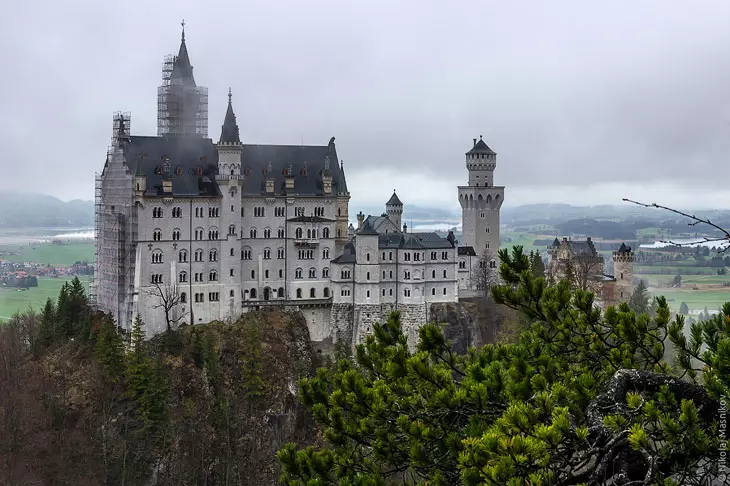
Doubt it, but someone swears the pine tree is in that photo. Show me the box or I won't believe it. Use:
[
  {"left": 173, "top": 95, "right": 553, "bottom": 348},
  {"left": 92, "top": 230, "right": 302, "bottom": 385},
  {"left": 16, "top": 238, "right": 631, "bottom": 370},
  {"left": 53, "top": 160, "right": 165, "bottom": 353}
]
[
  {"left": 240, "top": 321, "right": 265, "bottom": 404},
  {"left": 680, "top": 301, "right": 689, "bottom": 315},
  {"left": 39, "top": 298, "right": 56, "bottom": 346},
  {"left": 55, "top": 283, "right": 73, "bottom": 338},
  {"left": 94, "top": 314, "right": 125, "bottom": 382},
  {"left": 528, "top": 250, "right": 545, "bottom": 279},
  {"left": 628, "top": 279, "right": 650, "bottom": 314}
]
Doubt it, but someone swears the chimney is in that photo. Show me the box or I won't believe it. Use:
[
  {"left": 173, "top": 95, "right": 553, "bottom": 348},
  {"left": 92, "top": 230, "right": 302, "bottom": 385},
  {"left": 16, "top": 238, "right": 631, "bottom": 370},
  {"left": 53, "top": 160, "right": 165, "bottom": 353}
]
[
  {"left": 357, "top": 211, "right": 364, "bottom": 229},
  {"left": 402, "top": 223, "right": 407, "bottom": 233},
  {"left": 265, "top": 179, "right": 274, "bottom": 194},
  {"left": 587, "top": 237, "right": 592, "bottom": 242},
  {"left": 473, "top": 138, "right": 477, "bottom": 147},
  {"left": 285, "top": 165, "right": 295, "bottom": 190}
]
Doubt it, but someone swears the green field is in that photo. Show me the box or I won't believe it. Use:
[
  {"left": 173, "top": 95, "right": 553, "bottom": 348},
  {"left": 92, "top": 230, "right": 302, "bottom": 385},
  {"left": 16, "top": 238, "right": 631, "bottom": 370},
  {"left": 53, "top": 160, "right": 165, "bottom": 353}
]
[
  {"left": 648, "top": 288, "right": 730, "bottom": 314},
  {"left": 0, "top": 277, "right": 90, "bottom": 321},
  {"left": 0, "top": 242, "right": 94, "bottom": 266}
]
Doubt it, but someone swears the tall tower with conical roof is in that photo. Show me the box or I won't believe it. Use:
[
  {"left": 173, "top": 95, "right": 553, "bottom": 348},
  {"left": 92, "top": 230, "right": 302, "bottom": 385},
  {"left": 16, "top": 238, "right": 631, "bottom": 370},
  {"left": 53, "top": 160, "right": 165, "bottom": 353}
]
[
  {"left": 613, "top": 243, "right": 634, "bottom": 302},
  {"left": 385, "top": 190, "right": 403, "bottom": 230},
  {"left": 458, "top": 136, "right": 504, "bottom": 261},
  {"left": 157, "top": 22, "right": 209, "bottom": 137}
]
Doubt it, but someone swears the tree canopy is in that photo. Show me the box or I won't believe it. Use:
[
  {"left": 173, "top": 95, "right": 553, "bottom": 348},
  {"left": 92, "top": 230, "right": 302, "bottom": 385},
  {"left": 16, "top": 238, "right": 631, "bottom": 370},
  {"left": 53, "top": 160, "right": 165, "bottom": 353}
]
[{"left": 278, "top": 246, "right": 727, "bottom": 485}]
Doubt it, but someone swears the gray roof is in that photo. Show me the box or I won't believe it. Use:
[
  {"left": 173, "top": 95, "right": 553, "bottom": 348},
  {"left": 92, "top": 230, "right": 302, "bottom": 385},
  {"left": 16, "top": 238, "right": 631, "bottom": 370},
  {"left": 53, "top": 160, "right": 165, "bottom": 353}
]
[
  {"left": 287, "top": 215, "right": 334, "bottom": 223},
  {"left": 386, "top": 191, "right": 403, "bottom": 206},
  {"left": 170, "top": 34, "right": 196, "bottom": 87},
  {"left": 378, "top": 232, "right": 454, "bottom": 250},
  {"left": 121, "top": 135, "right": 348, "bottom": 198},
  {"left": 458, "top": 246, "right": 477, "bottom": 256},
  {"left": 363, "top": 215, "right": 400, "bottom": 234},
  {"left": 219, "top": 93, "right": 240, "bottom": 144},
  {"left": 331, "top": 242, "right": 356, "bottom": 264},
  {"left": 616, "top": 242, "right": 632, "bottom": 253},
  {"left": 356, "top": 220, "right": 379, "bottom": 236},
  {"left": 466, "top": 136, "right": 496, "bottom": 155},
  {"left": 566, "top": 240, "right": 598, "bottom": 257}
]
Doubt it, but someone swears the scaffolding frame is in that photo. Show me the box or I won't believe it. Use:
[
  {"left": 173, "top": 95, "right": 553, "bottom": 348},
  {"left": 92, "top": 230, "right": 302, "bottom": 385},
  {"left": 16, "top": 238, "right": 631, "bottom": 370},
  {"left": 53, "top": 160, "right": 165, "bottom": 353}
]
[{"left": 157, "top": 54, "right": 208, "bottom": 137}]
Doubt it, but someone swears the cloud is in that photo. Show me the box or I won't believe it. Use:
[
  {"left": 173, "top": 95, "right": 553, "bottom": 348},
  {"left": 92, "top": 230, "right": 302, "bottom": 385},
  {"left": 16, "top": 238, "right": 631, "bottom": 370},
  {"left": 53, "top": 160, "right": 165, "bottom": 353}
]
[{"left": 1, "top": 0, "right": 729, "bottom": 207}]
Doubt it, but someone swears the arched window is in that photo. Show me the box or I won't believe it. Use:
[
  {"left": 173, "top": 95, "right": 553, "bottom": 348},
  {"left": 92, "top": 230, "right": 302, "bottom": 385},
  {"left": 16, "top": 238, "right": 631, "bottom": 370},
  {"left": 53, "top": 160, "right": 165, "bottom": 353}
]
[
  {"left": 295, "top": 228, "right": 303, "bottom": 239},
  {"left": 179, "top": 271, "right": 187, "bottom": 283},
  {"left": 278, "top": 287, "right": 285, "bottom": 298},
  {"left": 323, "top": 287, "right": 330, "bottom": 298},
  {"left": 179, "top": 250, "right": 188, "bottom": 263},
  {"left": 250, "top": 288, "right": 257, "bottom": 299},
  {"left": 263, "top": 248, "right": 271, "bottom": 259},
  {"left": 323, "top": 248, "right": 330, "bottom": 259},
  {"left": 242, "top": 248, "right": 252, "bottom": 260},
  {"left": 228, "top": 224, "right": 236, "bottom": 236},
  {"left": 194, "top": 227, "right": 204, "bottom": 240},
  {"left": 209, "top": 249, "right": 217, "bottom": 262},
  {"left": 310, "top": 288, "right": 316, "bottom": 298},
  {"left": 180, "top": 292, "right": 187, "bottom": 303},
  {"left": 172, "top": 229, "right": 181, "bottom": 241},
  {"left": 295, "top": 268, "right": 303, "bottom": 279},
  {"left": 250, "top": 228, "right": 257, "bottom": 238},
  {"left": 230, "top": 248, "right": 234, "bottom": 257},
  {"left": 195, "top": 249, "right": 204, "bottom": 262},
  {"left": 152, "top": 250, "right": 163, "bottom": 264},
  {"left": 264, "top": 228, "right": 271, "bottom": 238},
  {"left": 432, "top": 270, "right": 436, "bottom": 278},
  {"left": 153, "top": 229, "right": 162, "bottom": 241},
  {"left": 277, "top": 228, "right": 285, "bottom": 238},
  {"left": 309, "top": 268, "right": 316, "bottom": 278},
  {"left": 296, "top": 288, "right": 302, "bottom": 299},
  {"left": 322, "top": 267, "right": 329, "bottom": 278},
  {"left": 307, "top": 229, "right": 312, "bottom": 239},
  {"left": 209, "top": 270, "right": 217, "bottom": 281},
  {"left": 323, "top": 227, "right": 330, "bottom": 239}
]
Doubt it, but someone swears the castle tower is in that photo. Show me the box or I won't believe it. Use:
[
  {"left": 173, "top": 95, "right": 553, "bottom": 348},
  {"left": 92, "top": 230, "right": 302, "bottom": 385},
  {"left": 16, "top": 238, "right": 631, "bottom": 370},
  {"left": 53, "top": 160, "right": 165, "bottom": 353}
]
[
  {"left": 613, "top": 243, "right": 634, "bottom": 302},
  {"left": 216, "top": 89, "right": 243, "bottom": 320},
  {"left": 458, "top": 136, "right": 504, "bottom": 259},
  {"left": 157, "top": 23, "right": 209, "bottom": 137},
  {"left": 385, "top": 190, "right": 404, "bottom": 230}
]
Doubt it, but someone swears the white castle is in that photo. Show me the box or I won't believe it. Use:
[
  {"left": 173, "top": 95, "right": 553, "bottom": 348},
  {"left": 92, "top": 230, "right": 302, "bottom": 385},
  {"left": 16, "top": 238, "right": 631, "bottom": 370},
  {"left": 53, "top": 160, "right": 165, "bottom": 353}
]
[{"left": 92, "top": 28, "right": 504, "bottom": 347}]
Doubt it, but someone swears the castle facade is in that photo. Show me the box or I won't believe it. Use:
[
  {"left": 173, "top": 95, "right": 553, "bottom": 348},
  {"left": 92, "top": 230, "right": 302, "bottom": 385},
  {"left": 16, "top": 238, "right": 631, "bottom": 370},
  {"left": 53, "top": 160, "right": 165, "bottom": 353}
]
[{"left": 92, "top": 29, "right": 502, "bottom": 347}]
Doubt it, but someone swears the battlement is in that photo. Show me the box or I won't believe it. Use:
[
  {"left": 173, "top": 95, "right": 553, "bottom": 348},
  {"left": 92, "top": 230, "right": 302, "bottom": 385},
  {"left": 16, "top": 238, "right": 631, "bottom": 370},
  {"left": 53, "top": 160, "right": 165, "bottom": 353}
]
[{"left": 612, "top": 252, "right": 635, "bottom": 263}]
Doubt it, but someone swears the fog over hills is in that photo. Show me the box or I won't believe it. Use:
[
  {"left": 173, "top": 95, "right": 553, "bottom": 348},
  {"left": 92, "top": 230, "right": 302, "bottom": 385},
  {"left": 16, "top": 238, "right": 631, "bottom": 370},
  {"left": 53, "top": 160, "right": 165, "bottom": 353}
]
[{"left": 0, "top": 192, "right": 94, "bottom": 228}]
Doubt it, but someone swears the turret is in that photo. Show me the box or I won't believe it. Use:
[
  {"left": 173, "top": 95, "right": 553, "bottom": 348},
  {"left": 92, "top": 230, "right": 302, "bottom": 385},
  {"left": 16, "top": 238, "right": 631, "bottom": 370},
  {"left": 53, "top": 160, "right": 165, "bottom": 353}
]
[
  {"left": 216, "top": 89, "right": 241, "bottom": 178},
  {"left": 385, "top": 190, "right": 403, "bottom": 230},
  {"left": 613, "top": 243, "right": 634, "bottom": 302},
  {"left": 357, "top": 211, "right": 364, "bottom": 230}
]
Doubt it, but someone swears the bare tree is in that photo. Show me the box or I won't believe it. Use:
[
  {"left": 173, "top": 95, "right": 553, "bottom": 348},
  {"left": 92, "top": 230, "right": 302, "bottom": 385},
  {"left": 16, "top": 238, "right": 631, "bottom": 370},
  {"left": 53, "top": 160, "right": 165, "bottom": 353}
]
[
  {"left": 146, "top": 282, "right": 184, "bottom": 333},
  {"left": 569, "top": 253, "right": 602, "bottom": 291},
  {"left": 470, "top": 249, "right": 500, "bottom": 297}
]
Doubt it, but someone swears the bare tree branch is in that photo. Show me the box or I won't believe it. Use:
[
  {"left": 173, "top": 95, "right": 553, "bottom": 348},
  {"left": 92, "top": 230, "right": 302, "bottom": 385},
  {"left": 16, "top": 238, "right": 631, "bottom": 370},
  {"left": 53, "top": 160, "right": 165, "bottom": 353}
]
[{"left": 145, "top": 282, "right": 184, "bottom": 333}]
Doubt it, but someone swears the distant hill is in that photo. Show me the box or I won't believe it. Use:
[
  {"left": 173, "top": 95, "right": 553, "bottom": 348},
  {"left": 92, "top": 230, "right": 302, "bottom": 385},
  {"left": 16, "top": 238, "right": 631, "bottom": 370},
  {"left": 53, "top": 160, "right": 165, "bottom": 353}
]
[{"left": 0, "top": 193, "right": 93, "bottom": 228}]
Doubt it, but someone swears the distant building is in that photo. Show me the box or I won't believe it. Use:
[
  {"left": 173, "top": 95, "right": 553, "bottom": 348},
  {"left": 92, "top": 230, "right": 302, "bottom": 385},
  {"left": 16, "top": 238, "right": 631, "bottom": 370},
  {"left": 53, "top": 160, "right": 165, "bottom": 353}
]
[
  {"left": 547, "top": 237, "right": 634, "bottom": 308},
  {"left": 92, "top": 26, "right": 505, "bottom": 347}
]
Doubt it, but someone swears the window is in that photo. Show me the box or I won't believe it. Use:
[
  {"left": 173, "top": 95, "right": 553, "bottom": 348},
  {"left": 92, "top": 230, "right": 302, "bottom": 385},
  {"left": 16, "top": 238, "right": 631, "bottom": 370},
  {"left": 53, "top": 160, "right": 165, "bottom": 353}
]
[
  {"left": 230, "top": 248, "right": 235, "bottom": 257},
  {"left": 366, "top": 290, "right": 370, "bottom": 298},
  {"left": 250, "top": 288, "right": 257, "bottom": 299},
  {"left": 172, "top": 207, "right": 182, "bottom": 218},
  {"left": 366, "top": 253, "right": 370, "bottom": 262},
  {"left": 309, "top": 268, "right": 317, "bottom": 278},
  {"left": 264, "top": 228, "right": 271, "bottom": 238},
  {"left": 295, "top": 207, "right": 304, "bottom": 217},
  {"left": 194, "top": 228, "right": 203, "bottom": 240},
  {"left": 341, "top": 287, "right": 351, "bottom": 297},
  {"left": 310, "top": 288, "right": 316, "bottom": 298},
  {"left": 382, "top": 289, "right": 386, "bottom": 296},
  {"left": 430, "top": 251, "right": 437, "bottom": 260},
  {"left": 620, "top": 273, "right": 624, "bottom": 279},
  {"left": 443, "top": 270, "right": 447, "bottom": 278},
  {"left": 254, "top": 207, "right": 265, "bottom": 217},
  {"left": 241, "top": 207, "right": 244, "bottom": 217},
  {"left": 208, "top": 207, "right": 219, "bottom": 218},
  {"left": 151, "top": 274, "right": 163, "bottom": 284},
  {"left": 265, "top": 269, "right": 269, "bottom": 278},
  {"left": 277, "top": 228, "right": 285, "bottom": 238},
  {"left": 323, "top": 248, "right": 330, "bottom": 259},
  {"left": 209, "top": 270, "right": 218, "bottom": 281},
  {"left": 443, "top": 288, "right": 447, "bottom": 295},
  {"left": 389, "top": 288, "right": 393, "bottom": 296},
  {"left": 278, "top": 287, "right": 285, "bottom": 298},
  {"left": 298, "top": 249, "right": 314, "bottom": 260},
  {"left": 279, "top": 269, "right": 283, "bottom": 278},
  {"left": 486, "top": 242, "right": 490, "bottom": 249},
  {"left": 314, "top": 207, "right": 325, "bottom": 217},
  {"left": 389, "top": 251, "right": 393, "bottom": 260},
  {"left": 277, "top": 248, "right": 285, "bottom": 259},
  {"left": 194, "top": 293, "right": 204, "bottom": 303},
  {"left": 295, "top": 268, "right": 303, "bottom": 279},
  {"left": 295, "top": 228, "right": 303, "bottom": 239},
  {"left": 172, "top": 229, "right": 181, "bottom": 241},
  {"left": 209, "top": 249, "right": 217, "bottom": 262},
  {"left": 382, "top": 271, "right": 386, "bottom": 279},
  {"left": 179, "top": 250, "right": 188, "bottom": 263},
  {"left": 263, "top": 248, "right": 271, "bottom": 259},
  {"left": 366, "top": 272, "right": 370, "bottom": 280},
  {"left": 231, "top": 205, "right": 235, "bottom": 212},
  {"left": 324, "top": 287, "right": 330, "bottom": 298},
  {"left": 414, "top": 253, "right": 420, "bottom": 261},
  {"left": 250, "top": 228, "right": 257, "bottom": 238},
  {"left": 251, "top": 270, "right": 256, "bottom": 279},
  {"left": 242, "top": 249, "right": 251, "bottom": 260},
  {"left": 275, "top": 207, "right": 285, "bottom": 217},
  {"left": 404, "top": 253, "right": 410, "bottom": 261},
  {"left": 152, "top": 250, "right": 163, "bottom": 264},
  {"left": 194, "top": 272, "right": 203, "bottom": 282},
  {"left": 431, "top": 270, "right": 436, "bottom": 278},
  {"left": 296, "top": 289, "right": 302, "bottom": 299},
  {"left": 230, "top": 290, "right": 235, "bottom": 297},
  {"left": 404, "top": 289, "right": 411, "bottom": 297},
  {"left": 153, "top": 229, "right": 162, "bottom": 241},
  {"left": 341, "top": 269, "right": 351, "bottom": 279},
  {"left": 230, "top": 269, "right": 234, "bottom": 277},
  {"left": 195, "top": 249, "right": 203, "bottom": 262},
  {"left": 459, "top": 260, "right": 466, "bottom": 269},
  {"left": 152, "top": 207, "right": 162, "bottom": 218},
  {"left": 322, "top": 267, "right": 329, "bottom": 278},
  {"left": 487, "top": 227, "right": 490, "bottom": 233},
  {"left": 208, "top": 292, "right": 220, "bottom": 302},
  {"left": 180, "top": 292, "right": 187, "bottom": 303},
  {"left": 179, "top": 271, "right": 187, "bottom": 283},
  {"left": 404, "top": 271, "right": 411, "bottom": 280},
  {"left": 389, "top": 270, "right": 393, "bottom": 278},
  {"left": 489, "top": 260, "right": 497, "bottom": 269},
  {"left": 442, "top": 251, "right": 448, "bottom": 260},
  {"left": 432, "top": 288, "right": 435, "bottom": 296},
  {"left": 323, "top": 227, "right": 330, "bottom": 239},
  {"left": 208, "top": 229, "right": 219, "bottom": 240},
  {"left": 228, "top": 224, "right": 236, "bottom": 236}
]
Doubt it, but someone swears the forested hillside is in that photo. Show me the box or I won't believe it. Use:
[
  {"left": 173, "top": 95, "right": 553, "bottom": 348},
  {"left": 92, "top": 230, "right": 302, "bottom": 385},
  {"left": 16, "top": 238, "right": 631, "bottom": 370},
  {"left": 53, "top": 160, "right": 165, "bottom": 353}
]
[{"left": 0, "top": 193, "right": 93, "bottom": 228}]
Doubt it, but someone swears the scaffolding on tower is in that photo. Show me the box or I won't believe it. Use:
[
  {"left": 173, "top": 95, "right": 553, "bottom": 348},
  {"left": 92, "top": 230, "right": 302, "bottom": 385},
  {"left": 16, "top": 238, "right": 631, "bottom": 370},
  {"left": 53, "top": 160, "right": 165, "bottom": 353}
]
[{"left": 157, "top": 54, "right": 208, "bottom": 137}]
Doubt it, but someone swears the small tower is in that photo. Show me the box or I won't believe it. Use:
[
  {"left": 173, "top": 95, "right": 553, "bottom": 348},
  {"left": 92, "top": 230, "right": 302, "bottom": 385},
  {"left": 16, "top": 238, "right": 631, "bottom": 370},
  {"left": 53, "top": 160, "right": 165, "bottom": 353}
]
[
  {"left": 357, "top": 211, "right": 365, "bottom": 230},
  {"left": 386, "top": 190, "right": 403, "bottom": 230},
  {"left": 613, "top": 243, "right": 634, "bottom": 302},
  {"left": 458, "top": 135, "right": 504, "bottom": 256}
]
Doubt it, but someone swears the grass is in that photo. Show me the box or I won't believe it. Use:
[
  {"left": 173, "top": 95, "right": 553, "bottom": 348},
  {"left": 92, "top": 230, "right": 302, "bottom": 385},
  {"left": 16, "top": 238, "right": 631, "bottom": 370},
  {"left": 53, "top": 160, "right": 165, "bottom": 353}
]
[
  {"left": 0, "top": 242, "right": 94, "bottom": 266},
  {"left": 649, "top": 288, "right": 730, "bottom": 314},
  {"left": 0, "top": 277, "right": 90, "bottom": 321}
]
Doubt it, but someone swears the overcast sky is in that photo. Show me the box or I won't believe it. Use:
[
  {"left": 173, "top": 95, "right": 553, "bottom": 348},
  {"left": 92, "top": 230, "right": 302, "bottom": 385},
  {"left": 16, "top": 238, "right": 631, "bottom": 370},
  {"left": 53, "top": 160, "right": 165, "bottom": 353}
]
[{"left": 1, "top": 1, "right": 729, "bottom": 212}]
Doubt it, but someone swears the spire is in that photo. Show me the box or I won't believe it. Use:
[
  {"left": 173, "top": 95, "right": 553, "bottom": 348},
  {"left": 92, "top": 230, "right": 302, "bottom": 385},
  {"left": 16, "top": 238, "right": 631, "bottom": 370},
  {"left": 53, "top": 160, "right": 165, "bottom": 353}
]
[
  {"left": 170, "top": 20, "right": 196, "bottom": 86},
  {"left": 386, "top": 189, "right": 403, "bottom": 206},
  {"left": 219, "top": 89, "right": 241, "bottom": 144}
]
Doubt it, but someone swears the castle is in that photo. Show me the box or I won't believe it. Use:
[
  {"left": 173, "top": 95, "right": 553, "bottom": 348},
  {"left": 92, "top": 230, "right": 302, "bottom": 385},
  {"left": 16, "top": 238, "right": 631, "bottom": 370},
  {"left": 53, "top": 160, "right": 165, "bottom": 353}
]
[
  {"left": 91, "top": 28, "right": 503, "bottom": 347},
  {"left": 547, "top": 237, "right": 634, "bottom": 308}
]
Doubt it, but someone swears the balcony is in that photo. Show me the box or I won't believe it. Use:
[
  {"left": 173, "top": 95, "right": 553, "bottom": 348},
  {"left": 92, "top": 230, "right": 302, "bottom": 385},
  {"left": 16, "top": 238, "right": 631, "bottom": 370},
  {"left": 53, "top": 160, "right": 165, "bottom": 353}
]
[{"left": 294, "top": 237, "right": 319, "bottom": 246}]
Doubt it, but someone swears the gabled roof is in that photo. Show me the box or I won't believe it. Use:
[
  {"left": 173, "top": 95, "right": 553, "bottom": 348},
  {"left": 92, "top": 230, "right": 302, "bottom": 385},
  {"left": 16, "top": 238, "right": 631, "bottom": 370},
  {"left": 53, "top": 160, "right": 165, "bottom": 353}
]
[
  {"left": 551, "top": 238, "right": 561, "bottom": 247},
  {"left": 363, "top": 215, "right": 400, "bottom": 235},
  {"left": 386, "top": 190, "right": 403, "bottom": 206},
  {"left": 356, "top": 220, "right": 379, "bottom": 236},
  {"left": 466, "top": 136, "right": 496, "bottom": 155},
  {"left": 331, "top": 242, "right": 356, "bottom": 264},
  {"left": 566, "top": 240, "right": 599, "bottom": 257},
  {"left": 458, "top": 246, "right": 477, "bottom": 256},
  {"left": 219, "top": 90, "right": 240, "bottom": 144}
]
